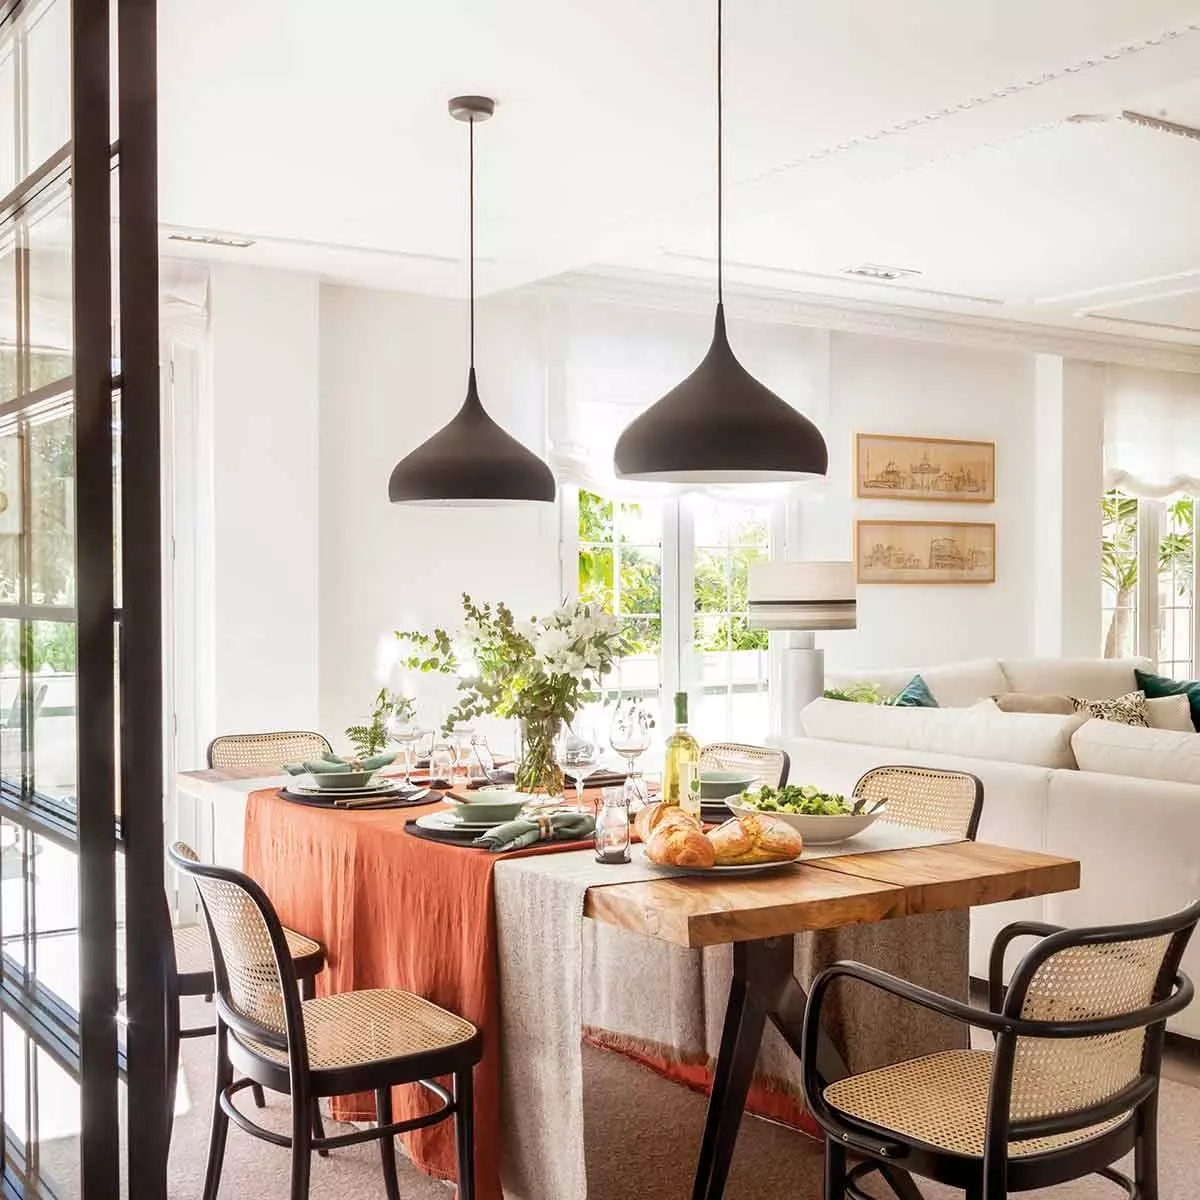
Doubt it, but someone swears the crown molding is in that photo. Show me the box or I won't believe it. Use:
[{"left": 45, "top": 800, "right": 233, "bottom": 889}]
[{"left": 530, "top": 268, "right": 1200, "bottom": 374}]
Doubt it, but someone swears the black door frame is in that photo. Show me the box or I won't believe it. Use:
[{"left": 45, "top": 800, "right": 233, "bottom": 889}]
[{"left": 72, "top": 0, "right": 168, "bottom": 1193}]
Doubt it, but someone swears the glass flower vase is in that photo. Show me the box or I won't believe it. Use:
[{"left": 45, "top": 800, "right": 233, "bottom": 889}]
[{"left": 516, "top": 715, "right": 564, "bottom": 800}]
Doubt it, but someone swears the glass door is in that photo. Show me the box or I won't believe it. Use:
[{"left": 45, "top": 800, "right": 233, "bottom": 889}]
[{"left": 0, "top": 0, "right": 166, "bottom": 1194}]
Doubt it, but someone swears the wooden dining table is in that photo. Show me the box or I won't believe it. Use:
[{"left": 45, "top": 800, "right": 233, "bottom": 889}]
[
  {"left": 581, "top": 840, "right": 1080, "bottom": 1200},
  {"left": 175, "top": 766, "right": 1079, "bottom": 1200}
]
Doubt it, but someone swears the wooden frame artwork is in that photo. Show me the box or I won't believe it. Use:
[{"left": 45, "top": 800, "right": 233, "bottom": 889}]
[
  {"left": 856, "top": 433, "right": 995, "bottom": 502},
  {"left": 856, "top": 520, "right": 996, "bottom": 585}
]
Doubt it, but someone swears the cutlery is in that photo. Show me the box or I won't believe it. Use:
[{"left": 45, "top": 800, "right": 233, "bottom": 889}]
[{"left": 335, "top": 788, "right": 429, "bottom": 809}]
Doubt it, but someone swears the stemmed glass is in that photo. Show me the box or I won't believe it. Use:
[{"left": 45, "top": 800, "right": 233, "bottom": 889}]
[
  {"left": 556, "top": 722, "right": 602, "bottom": 812},
  {"left": 392, "top": 721, "right": 419, "bottom": 786},
  {"left": 609, "top": 698, "right": 654, "bottom": 812}
]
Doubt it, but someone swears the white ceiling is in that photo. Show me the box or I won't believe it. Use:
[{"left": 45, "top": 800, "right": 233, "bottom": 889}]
[{"left": 158, "top": 0, "right": 1200, "bottom": 343}]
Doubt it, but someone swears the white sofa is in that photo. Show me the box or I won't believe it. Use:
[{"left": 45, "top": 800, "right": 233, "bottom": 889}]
[{"left": 772, "top": 656, "right": 1200, "bottom": 1038}]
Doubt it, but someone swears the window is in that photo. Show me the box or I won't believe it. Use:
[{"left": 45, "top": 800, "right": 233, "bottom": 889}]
[
  {"left": 566, "top": 487, "right": 779, "bottom": 743},
  {"left": 1101, "top": 487, "right": 1198, "bottom": 677}
]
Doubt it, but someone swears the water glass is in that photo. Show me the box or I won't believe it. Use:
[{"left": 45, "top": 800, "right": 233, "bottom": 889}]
[
  {"left": 594, "top": 786, "right": 631, "bottom": 864},
  {"left": 427, "top": 741, "right": 455, "bottom": 790}
]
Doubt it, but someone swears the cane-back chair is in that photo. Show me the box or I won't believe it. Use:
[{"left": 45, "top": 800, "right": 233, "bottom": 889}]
[
  {"left": 169, "top": 843, "right": 481, "bottom": 1200},
  {"left": 801, "top": 900, "right": 1200, "bottom": 1200},
  {"left": 852, "top": 764, "right": 984, "bottom": 841},
  {"left": 206, "top": 730, "right": 333, "bottom": 771},
  {"left": 700, "top": 742, "right": 790, "bottom": 789}
]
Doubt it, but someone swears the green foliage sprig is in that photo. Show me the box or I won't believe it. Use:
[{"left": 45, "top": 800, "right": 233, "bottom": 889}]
[
  {"left": 396, "top": 593, "right": 628, "bottom": 735},
  {"left": 344, "top": 687, "right": 416, "bottom": 758}
]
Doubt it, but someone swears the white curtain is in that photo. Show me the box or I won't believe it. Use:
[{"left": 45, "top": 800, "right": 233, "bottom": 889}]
[{"left": 1105, "top": 364, "right": 1200, "bottom": 498}]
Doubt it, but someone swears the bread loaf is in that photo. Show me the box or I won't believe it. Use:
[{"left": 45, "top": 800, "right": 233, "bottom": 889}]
[
  {"left": 708, "top": 813, "right": 803, "bottom": 865},
  {"left": 634, "top": 801, "right": 700, "bottom": 844},
  {"left": 645, "top": 821, "right": 716, "bottom": 868}
]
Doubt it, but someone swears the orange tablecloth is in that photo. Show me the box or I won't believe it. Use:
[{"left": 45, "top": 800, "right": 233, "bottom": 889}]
[{"left": 243, "top": 787, "right": 584, "bottom": 1200}]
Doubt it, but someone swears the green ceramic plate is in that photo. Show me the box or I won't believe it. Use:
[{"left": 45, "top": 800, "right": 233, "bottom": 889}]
[
  {"left": 308, "top": 769, "right": 380, "bottom": 791},
  {"left": 451, "top": 795, "right": 527, "bottom": 823},
  {"left": 699, "top": 770, "right": 759, "bottom": 799}
]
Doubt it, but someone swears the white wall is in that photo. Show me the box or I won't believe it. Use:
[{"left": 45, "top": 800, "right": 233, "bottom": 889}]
[
  {"left": 183, "top": 270, "right": 1140, "bottom": 749},
  {"left": 805, "top": 333, "right": 1038, "bottom": 671},
  {"left": 201, "top": 264, "right": 321, "bottom": 742},
  {"left": 317, "top": 286, "right": 559, "bottom": 740}
]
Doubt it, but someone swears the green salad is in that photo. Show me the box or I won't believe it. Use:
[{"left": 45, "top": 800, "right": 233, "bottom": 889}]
[{"left": 738, "top": 784, "right": 853, "bottom": 816}]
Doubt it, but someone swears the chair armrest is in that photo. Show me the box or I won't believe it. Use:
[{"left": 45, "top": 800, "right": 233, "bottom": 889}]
[
  {"left": 987, "top": 921, "right": 1066, "bottom": 1014},
  {"left": 799, "top": 960, "right": 1018, "bottom": 1153}
]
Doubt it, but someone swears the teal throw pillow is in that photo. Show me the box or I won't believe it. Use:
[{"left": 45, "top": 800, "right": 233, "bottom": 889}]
[
  {"left": 889, "top": 674, "right": 939, "bottom": 708},
  {"left": 1135, "top": 669, "right": 1200, "bottom": 731}
]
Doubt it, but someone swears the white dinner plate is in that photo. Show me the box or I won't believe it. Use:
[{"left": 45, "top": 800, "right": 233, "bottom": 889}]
[
  {"left": 414, "top": 812, "right": 506, "bottom": 834},
  {"left": 289, "top": 780, "right": 401, "bottom": 798},
  {"left": 636, "top": 846, "right": 800, "bottom": 875}
]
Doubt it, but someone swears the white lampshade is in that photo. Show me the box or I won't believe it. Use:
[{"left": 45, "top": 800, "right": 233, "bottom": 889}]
[{"left": 748, "top": 561, "right": 857, "bottom": 631}]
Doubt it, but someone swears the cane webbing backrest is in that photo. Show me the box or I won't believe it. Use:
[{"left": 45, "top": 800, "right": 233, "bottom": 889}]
[
  {"left": 207, "top": 730, "right": 332, "bottom": 771},
  {"left": 700, "top": 743, "right": 789, "bottom": 789},
  {"left": 1009, "top": 932, "right": 1171, "bottom": 1123},
  {"left": 171, "top": 842, "right": 289, "bottom": 1037},
  {"left": 853, "top": 765, "right": 981, "bottom": 840}
]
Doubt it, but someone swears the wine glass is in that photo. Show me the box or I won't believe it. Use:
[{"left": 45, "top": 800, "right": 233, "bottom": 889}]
[
  {"left": 609, "top": 698, "right": 654, "bottom": 812},
  {"left": 556, "top": 723, "right": 602, "bottom": 812},
  {"left": 392, "top": 720, "right": 419, "bottom": 786}
]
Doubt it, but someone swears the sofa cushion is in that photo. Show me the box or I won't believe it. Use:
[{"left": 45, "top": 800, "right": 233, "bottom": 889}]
[
  {"left": 892, "top": 674, "right": 938, "bottom": 707},
  {"left": 1135, "top": 668, "right": 1200, "bottom": 731},
  {"left": 1069, "top": 690, "right": 1150, "bottom": 727},
  {"left": 993, "top": 692, "right": 1074, "bottom": 715},
  {"left": 800, "top": 698, "right": 1084, "bottom": 769},
  {"left": 1000, "top": 658, "right": 1149, "bottom": 700},
  {"left": 1147, "top": 694, "right": 1194, "bottom": 732},
  {"left": 1071, "top": 719, "right": 1200, "bottom": 785}
]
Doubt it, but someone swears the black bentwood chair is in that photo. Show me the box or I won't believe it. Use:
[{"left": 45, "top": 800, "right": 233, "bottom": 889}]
[
  {"left": 801, "top": 900, "right": 1200, "bottom": 1200},
  {"left": 169, "top": 843, "right": 482, "bottom": 1200}
]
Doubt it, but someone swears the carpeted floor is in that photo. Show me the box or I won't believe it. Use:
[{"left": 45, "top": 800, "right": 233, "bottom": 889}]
[
  {"left": 152, "top": 1014, "right": 1200, "bottom": 1200},
  {"left": 37, "top": 998, "right": 1200, "bottom": 1198}
]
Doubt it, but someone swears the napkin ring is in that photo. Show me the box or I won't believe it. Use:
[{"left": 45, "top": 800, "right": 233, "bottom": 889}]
[{"left": 536, "top": 813, "right": 554, "bottom": 841}]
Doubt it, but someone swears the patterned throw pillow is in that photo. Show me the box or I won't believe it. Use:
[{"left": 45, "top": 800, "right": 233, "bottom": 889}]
[{"left": 1069, "top": 690, "right": 1150, "bottom": 727}]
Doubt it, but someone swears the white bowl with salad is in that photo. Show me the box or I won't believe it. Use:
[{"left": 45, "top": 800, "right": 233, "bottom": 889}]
[{"left": 728, "top": 784, "right": 883, "bottom": 845}]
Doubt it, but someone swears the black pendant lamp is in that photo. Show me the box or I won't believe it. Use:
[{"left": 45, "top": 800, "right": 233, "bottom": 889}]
[
  {"left": 613, "top": 1, "right": 828, "bottom": 484},
  {"left": 389, "top": 96, "right": 556, "bottom": 505}
]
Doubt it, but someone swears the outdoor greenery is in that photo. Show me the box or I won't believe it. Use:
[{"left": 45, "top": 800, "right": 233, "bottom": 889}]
[
  {"left": 576, "top": 489, "right": 768, "bottom": 657},
  {"left": 1101, "top": 489, "right": 1193, "bottom": 659}
]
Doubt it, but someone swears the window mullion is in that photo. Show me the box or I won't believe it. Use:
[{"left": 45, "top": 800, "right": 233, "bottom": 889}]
[
  {"left": 664, "top": 498, "right": 685, "bottom": 708},
  {"left": 1137, "top": 498, "right": 1162, "bottom": 665}
]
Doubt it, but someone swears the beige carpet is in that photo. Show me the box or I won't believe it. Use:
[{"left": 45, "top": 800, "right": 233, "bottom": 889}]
[
  {"left": 154, "top": 1019, "right": 1200, "bottom": 1199},
  {"left": 37, "top": 998, "right": 1200, "bottom": 1198}
]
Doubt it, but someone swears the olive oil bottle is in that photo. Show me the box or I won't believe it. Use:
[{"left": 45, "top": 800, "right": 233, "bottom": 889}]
[{"left": 661, "top": 691, "right": 701, "bottom": 820}]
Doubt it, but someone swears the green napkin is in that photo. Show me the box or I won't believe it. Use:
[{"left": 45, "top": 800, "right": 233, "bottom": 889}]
[
  {"left": 473, "top": 811, "right": 595, "bottom": 853},
  {"left": 282, "top": 751, "right": 397, "bottom": 775}
]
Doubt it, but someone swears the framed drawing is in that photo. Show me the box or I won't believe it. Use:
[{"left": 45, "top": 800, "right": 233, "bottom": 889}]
[
  {"left": 856, "top": 520, "right": 996, "bottom": 585},
  {"left": 856, "top": 433, "right": 995, "bottom": 502}
]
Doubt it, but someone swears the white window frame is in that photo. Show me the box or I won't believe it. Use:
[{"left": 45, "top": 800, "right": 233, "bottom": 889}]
[{"left": 559, "top": 485, "right": 780, "bottom": 734}]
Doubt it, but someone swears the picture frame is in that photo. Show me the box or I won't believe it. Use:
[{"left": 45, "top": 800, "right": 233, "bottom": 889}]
[
  {"left": 856, "top": 520, "right": 996, "bottom": 585},
  {"left": 856, "top": 433, "right": 995, "bottom": 502}
]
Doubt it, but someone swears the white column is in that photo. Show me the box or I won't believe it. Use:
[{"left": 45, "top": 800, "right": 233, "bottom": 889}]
[{"left": 1034, "top": 356, "right": 1105, "bottom": 658}]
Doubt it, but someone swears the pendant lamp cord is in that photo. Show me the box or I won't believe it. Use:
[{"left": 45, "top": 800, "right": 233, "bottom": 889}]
[
  {"left": 716, "top": 0, "right": 723, "bottom": 308},
  {"left": 469, "top": 112, "right": 476, "bottom": 370}
]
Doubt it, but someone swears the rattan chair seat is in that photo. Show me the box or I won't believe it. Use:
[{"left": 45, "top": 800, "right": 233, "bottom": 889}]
[
  {"left": 173, "top": 923, "right": 322, "bottom": 981},
  {"left": 824, "top": 1048, "right": 1128, "bottom": 1159},
  {"left": 237, "top": 988, "right": 478, "bottom": 1071}
]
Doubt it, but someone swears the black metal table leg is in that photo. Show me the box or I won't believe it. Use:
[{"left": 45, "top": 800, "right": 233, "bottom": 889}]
[{"left": 689, "top": 934, "right": 924, "bottom": 1200}]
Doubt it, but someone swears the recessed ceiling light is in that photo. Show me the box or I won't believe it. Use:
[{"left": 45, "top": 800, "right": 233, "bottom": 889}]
[
  {"left": 843, "top": 263, "right": 922, "bottom": 282},
  {"left": 166, "top": 232, "right": 255, "bottom": 249}
]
